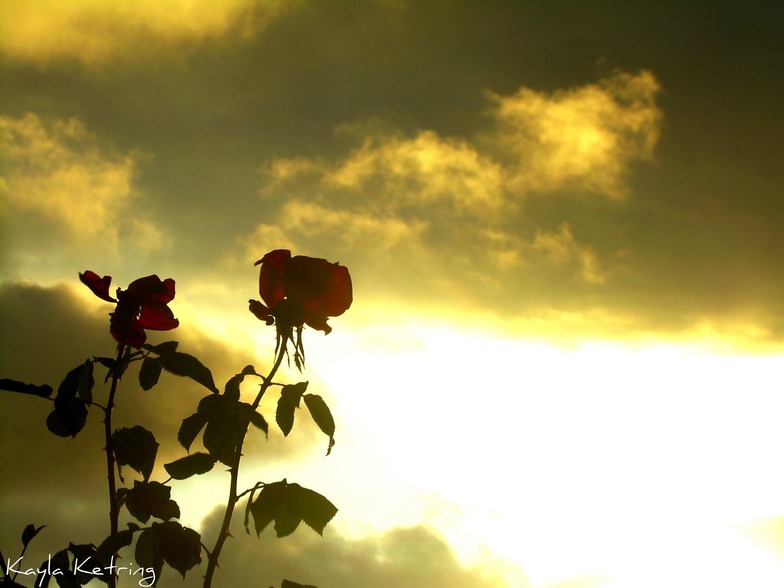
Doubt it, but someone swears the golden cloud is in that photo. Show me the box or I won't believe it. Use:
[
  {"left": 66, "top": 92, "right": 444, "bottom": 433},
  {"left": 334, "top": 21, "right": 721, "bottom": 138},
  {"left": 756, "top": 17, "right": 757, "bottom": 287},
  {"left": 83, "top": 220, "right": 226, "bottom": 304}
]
[
  {"left": 532, "top": 223, "right": 606, "bottom": 284},
  {"left": 1, "top": 0, "right": 291, "bottom": 64},
  {"left": 0, "top": 112, "right": 167, "bottom": 255},
  {"left": 486, "top": 69, "right": 662, "bottom": 199},
  {"left": 243, "top": 70, "right": 661, "bottom": 304}
]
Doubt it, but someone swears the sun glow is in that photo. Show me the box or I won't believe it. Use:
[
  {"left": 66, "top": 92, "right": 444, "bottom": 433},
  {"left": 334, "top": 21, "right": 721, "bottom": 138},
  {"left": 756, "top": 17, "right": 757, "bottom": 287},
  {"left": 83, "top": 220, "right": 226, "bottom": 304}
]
[{"left": 301, "top": 311, "right": 784, "bottom": 586}]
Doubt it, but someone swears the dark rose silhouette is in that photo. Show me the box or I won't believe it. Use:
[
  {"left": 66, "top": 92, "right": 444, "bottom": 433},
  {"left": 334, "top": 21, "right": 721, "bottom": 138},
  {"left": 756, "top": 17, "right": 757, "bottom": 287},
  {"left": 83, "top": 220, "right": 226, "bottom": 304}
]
[
  {"left": 249, "top": 249, "right": 352, "bottom": 335},
  {"left": 80, "top": 271, "right": 179, "bottom": 347}
]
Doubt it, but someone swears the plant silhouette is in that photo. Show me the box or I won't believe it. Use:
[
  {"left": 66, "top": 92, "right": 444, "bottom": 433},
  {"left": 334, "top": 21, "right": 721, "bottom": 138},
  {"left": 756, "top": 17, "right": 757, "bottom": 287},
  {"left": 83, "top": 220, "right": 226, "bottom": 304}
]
[{"left": 0, "top": 250, "right": 352, "bottom": 588}]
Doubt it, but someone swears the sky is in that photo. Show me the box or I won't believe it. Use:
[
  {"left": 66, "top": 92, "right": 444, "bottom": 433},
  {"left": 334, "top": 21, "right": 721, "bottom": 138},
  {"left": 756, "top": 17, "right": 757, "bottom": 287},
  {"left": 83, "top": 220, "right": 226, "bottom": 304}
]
[{"left": 1, "top": 1, "right": 784, "bottom": 586}]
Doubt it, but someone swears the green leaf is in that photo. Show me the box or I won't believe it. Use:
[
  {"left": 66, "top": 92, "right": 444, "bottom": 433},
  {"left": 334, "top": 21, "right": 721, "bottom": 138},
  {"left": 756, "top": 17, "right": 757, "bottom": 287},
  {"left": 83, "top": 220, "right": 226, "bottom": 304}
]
[
  {"left": 139, "top": 357, "right": 163, "bottom": 391},
  {"left": 164, "top": 453, "right": 216, "bottom": 480},
  {"left": 157, "top": 351, "right": 218, "bottom": 392},
  {"left": 0, "top": 378, "right": 52, "bottom": 398},
  {"left": 21, "top": 523, "right": 46, "bottom": 547},
  {"left": 303, "top": 394, "right": 336, "bottom": 455},
  {"left": 113, "top": 426, "right": 159, "bottom": 482},
  {"left": 287, "top": 483, "right": 337, "bottom": 535},
  {"left": 276, "top": 382, "right": 308, "bottom": 436},
  {"left": 156, "top": 521, "right": 202, "bottom": 578},
  {"left": 178, "top": 411, "right": 209, "bottom": 451},
  {"left": 124, "top": 481, "right": 179, "bottom": 523}
]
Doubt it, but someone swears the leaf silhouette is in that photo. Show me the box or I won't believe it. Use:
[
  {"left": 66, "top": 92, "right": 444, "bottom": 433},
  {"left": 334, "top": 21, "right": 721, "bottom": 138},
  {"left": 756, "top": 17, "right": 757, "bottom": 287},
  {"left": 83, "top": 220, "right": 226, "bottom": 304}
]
[
  {"left": 123, "top": 481, "right": 179, "bottom": 523},
  {"left": 276, "top": 382, "right": 308, "bottom": 436},
  {"left": 113, "top": 426, "right": 159, "bottom": 482},
  {"left": 281, "top": 580, "right": 318, "bottom": 588},
  {"left": 287, "top": 483, "right": 338, "bottom": 535},
  {"left": 0, "top": 378, "right": 52, "bottom": 398},
  {"left": 303, "top": 394, "right": 336, "bottom": 455},
  {"left": 135, "top": 528, "right": 164, "bottom": 586},
  {"left": 249, "top": 480, "right": 337, "bottom": 538},
  {"left": 164, "top": 453, "right": 216, "bottom": 480},
  {"left": 21, "top": 523, "right": 46, "bottom": 547},
  {"left": 178, "top": 411, "right": 209, "bottom": 451},
  {"left": 157, "top": 351, "right": 218, "bottom": 393},
  {"left": 156, "top": 521, "right": 202, "bottom": 578},
  {"left": 46, "top": 396, "right": 87, "bottom": 438},
  {"left": 139, "top": 357, "right": 163, "bottom": 391}
]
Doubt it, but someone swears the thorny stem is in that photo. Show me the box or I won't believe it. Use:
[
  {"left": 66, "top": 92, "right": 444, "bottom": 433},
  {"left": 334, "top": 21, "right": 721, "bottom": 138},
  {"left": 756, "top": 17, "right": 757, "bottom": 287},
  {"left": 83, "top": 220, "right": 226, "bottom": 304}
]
[
  {"left": 202, "top": 343, "right": 287, "bottom": 588},
  {"left": 103, "top": 343, "right": 125, "bottom": 588}
]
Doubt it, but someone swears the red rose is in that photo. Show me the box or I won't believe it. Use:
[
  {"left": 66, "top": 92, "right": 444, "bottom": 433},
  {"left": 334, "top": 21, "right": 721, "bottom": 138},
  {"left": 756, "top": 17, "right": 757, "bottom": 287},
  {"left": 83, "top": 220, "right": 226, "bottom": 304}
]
[
  {"left": 80, "top": 271, "right": 179, "bottom": 347},
  {"left": 248, "top": 250, "right": 352, "bottom": 335}
]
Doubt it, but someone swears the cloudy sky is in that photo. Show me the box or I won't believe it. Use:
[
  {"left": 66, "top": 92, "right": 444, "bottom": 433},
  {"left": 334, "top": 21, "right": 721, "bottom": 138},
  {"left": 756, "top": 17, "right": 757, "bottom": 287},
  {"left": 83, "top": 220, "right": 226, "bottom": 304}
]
[{"left": 2, "top": 1, "right": 784, "bottom": 587}]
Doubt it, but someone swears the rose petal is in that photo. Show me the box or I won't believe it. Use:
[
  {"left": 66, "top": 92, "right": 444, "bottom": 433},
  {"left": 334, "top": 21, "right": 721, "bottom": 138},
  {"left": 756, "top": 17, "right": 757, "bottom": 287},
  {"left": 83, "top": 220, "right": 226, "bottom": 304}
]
[
  {"left": 79, "top": 271, "right": 117, "bottom": 303},
  {"left": 110, "top": 316, "right": 146, "bottom": 347},
  {"left": 257, "top": 249, "right": 290, "bottom": 308},
  {"left": 249, "top": 299, "right": 274, "bottom": 325},
  {"left": 138, "top": 303, "right": 179, "bottom": 331},
  {"left": 126, "top": 275, "right": 175, "bottom": 304}
]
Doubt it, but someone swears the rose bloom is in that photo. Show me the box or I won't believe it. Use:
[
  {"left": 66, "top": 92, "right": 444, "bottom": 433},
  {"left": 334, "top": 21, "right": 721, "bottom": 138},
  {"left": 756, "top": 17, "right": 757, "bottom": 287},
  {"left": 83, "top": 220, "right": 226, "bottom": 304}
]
[
  {"left": 248, "top": 250, "right": 352, "bottom": 335},
  {"left": 80, "top": 271, "right": 179, "bottom": 347}
]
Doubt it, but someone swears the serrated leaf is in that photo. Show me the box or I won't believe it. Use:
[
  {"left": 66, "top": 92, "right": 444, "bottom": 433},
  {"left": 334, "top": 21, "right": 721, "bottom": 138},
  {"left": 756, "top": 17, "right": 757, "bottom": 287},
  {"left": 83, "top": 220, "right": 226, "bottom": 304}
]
[
  {"left": 249, "top": 480, "right": 287, "bottom": 536},
  {"left": 96, "top": 528, "right": 134, "bottom": 561},
  {"left": 303, "top": 394, "right": 336, "bottom": 455},
  {"left": 276, "top": 383, "right": 307, "bottom": 436},
  {"left": 281, "top": 580, "right": 318, "bottom": 588},
  {"left": 156, "top": 522, "right": 202, "bottom": 578},
  {"left": 0, "top": 378, "right": 52, "bottom": 398},
  {"left": 238, "top": 403, "right": 268, "bottom": 435},
  {"left": 21, "top": 523, "right": 46, "bottom": 547},
  {"left": 287, "top": 484, "right": 337, "bottom": 535},
  {"left": 164, "top": 453, "right": 216, "bottom": 480},
  {"left": 223, "top": 372, "right": 243, "bottom": 404},
  {"left": 135, "top": 528, "right": 163, "bottom": 585},
  {"left": 198, "top": 392, "right": 226, "bottom": 415},
  {"left": 57, "top": 363, "right": 85, "bottom": 399},
  {"left": 240, "top": 365, "right": 258, "bottom": 376},
  {"left": 144, "top": 340, "right": 179, "bottom": 355},
  {"left": 47, "top": 397, "right": 88, "bottom": 438},
  {"left": 41, "top": 549, "right": 76, "bottom": 588},
  {"left": 113, "top": 426, "right": 158, "bottom": 481},
  {"left": 178, "top": 411, "right": 209, "bottom": 451},
  {"left": 69, "top": 543, "right": 106, "bottom": 584},
  {"left": 76, "top": 360, "right": 94, "bottom": 405},
  {"left": 274, "top": 505, "right": 302, "bottom": 538},
  {"left": 157, "top": 352, "right": 218, "bottom": 392},
  {"left": 124, "top": 481, "right": 173, "bottom": 523},
  {"left": 203, "top": 414, "right": 243, "bottom": 466},
  {"left": 139, "top": 357, "right": 163, "bottom": 391}
]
